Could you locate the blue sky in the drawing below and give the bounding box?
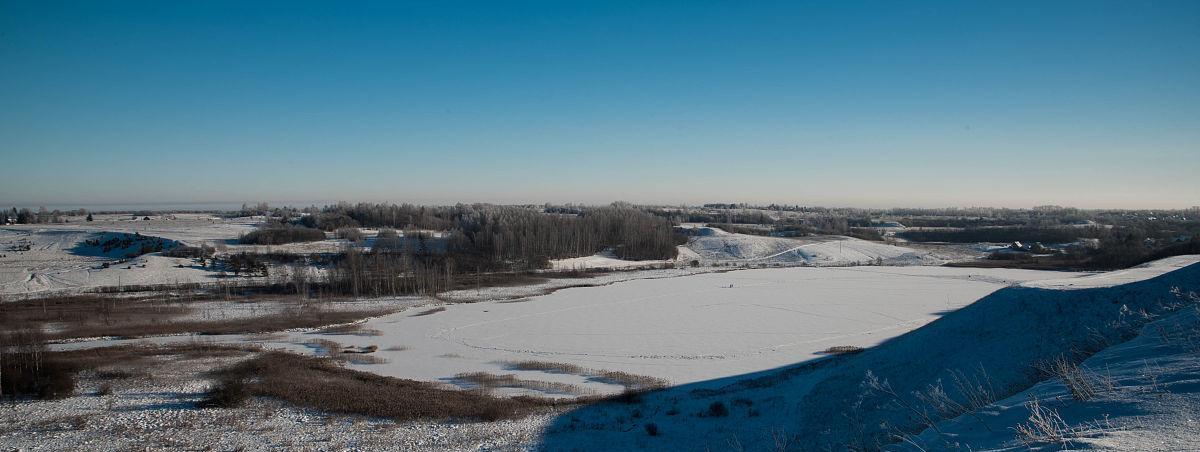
[2,1,1197,208]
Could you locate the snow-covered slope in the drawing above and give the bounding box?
[896,304,1200,451]
[547,227,945,271]
[684,227,943,266]
[535,256,1200,451]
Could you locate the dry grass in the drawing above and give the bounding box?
[1013,395,1071,445]
[1035,355,1112,402]
[1,293,395,341]
[47,307,392,340]
[0,295,191,333]
[505,360,586,374]
[503,360,668,391]
[410,307,447,317]
[206,352,561,421]
[305,339,388,365]
[3,341,259,400]
[452,372,596,396]
[818,345,865,355]
[316,323,383,336]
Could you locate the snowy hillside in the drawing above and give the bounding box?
[549,226,950,271]
[535,256,1200,451]
[896,304,1200,451]
[682,226,943,266]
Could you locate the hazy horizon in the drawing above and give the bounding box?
[3,198,1199,213]
[3,1,1198,209]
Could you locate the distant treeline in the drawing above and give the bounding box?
[977,233,1200,271]
[239,202,681,267]
[897,227,1097,244]
[2,207,81,225]
[287,203,682,263]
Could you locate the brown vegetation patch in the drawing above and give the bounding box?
[2,337,258,401]
[818,345,865,355]
[48,306,391,341]
[0,295,191,333]
[410,307,447,317]
[305,338,387,365]
[503,360,669,391]
[316,323,383,336]
[205,352,560,421]
[452,372,595,396]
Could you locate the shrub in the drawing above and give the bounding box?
[1013,395,1071,445]
[335,227,364,243]
[644,422,659,436]
[1,329,77,399]
[819,345,865,355]
[238,225,326,245]
[706,401,729,417]
[199,377,249,408]
[163,244,215,259]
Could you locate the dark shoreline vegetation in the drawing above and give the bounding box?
[0,333,261,401]
[0,333,647,423]
[0,294,393,341]
[202,351,565,421]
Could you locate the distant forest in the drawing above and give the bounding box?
[233,202,683,298]
[281,202,683,264]
[1,207,83,225]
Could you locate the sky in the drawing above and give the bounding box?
[1,0,1198,209]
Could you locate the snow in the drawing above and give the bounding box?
[8,235,1197,451]
[682,227,945,266]
[0,216,257,296]
[56,265,1086,397]
[549,249,673,271]
[897,305,1200,451]
[1022,255,1200,289]
[0,353,557,451]
[534,256,1200,451]
[548,226,954,271]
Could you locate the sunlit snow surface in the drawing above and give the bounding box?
[57,265,1088,396]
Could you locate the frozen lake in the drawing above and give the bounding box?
[60,265,1089,395]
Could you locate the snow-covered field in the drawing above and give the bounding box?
[56,265,1086,398]
[0,215,257,296]
[7,250,1198,450]
[334,266,1084,392]
[6,216,1199,451]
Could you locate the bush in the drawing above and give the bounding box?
[1,329,77,399]
[819,345,865,355]
[163,244,215,259]
[644,422,659,436]
[706,401,729,417]
[199,377,250,408]
[335,227,364,243]
[238,225,326,245]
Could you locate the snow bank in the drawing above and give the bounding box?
[682,227,944,266]
[535,256,1200,451]
[897,305,1200,451]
